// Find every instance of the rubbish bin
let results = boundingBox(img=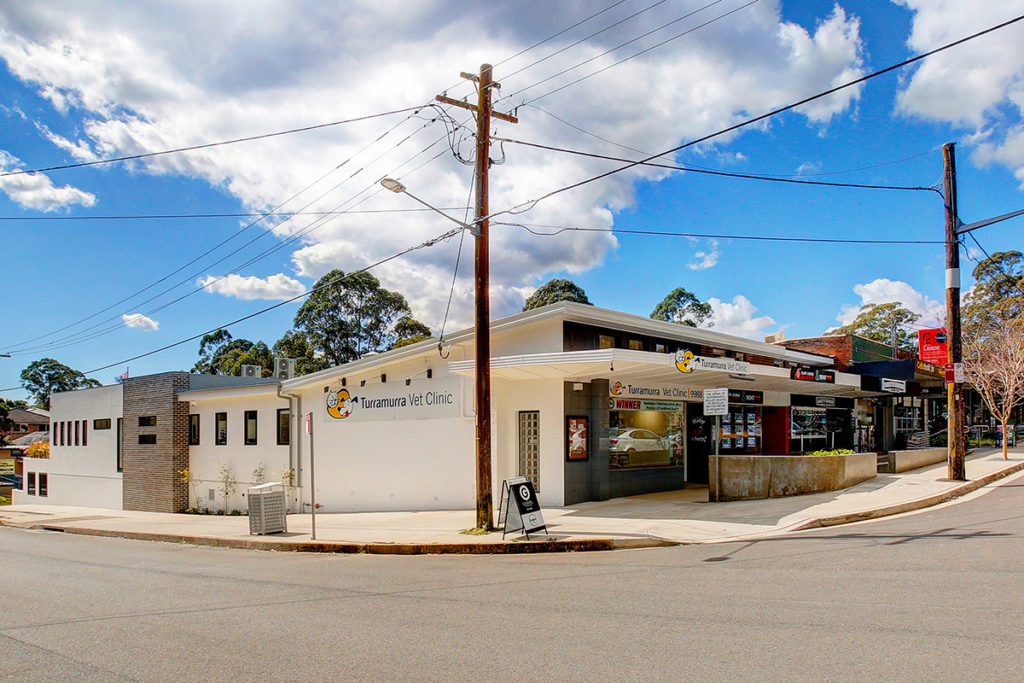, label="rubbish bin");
[248,482,287,535]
